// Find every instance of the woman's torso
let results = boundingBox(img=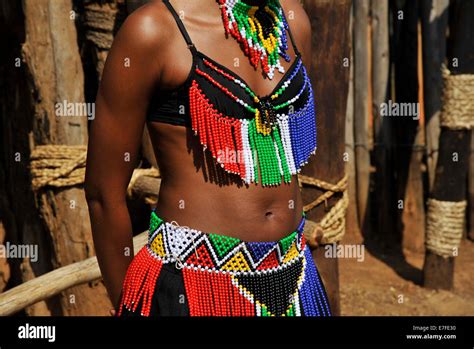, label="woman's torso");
[146,0,310,241]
